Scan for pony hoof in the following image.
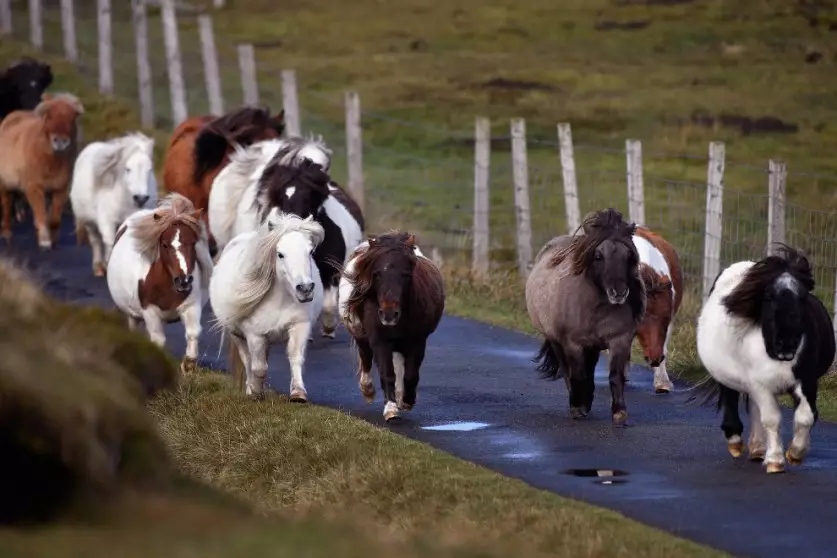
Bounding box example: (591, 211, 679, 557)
(654, 383, 672, 394)
(289, 390, 308, 403)
(93, 263, 106, 277)
(383, 402, 400, 422)
(748, 449, 765, 462)
(570, 407, 587, 420)
(248, 392, 265, 402)
(360, 383, 375, 403)
(785, 448, 805, 466)
(766, 461, 785, 474)
(180, 358, 197, 375)
(612, 410, 628, 427)
(398, 400, 414, 411)
(320, 327, 336, 339)
(727, 440, 744, 458)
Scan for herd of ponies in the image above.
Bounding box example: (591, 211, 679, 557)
(0, 57, 833, 476)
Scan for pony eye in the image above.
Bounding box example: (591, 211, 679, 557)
(277, 252, 285, 259)
(594, 252, 603, 261)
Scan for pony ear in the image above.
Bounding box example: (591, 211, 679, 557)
(41, 92, 52, 102)
(368, 234, 378, 245)
(405, 234, 416, 247)
(267, 221, 275, 232)
(192, 208, 205, 221)
(275, 109, 285, 121)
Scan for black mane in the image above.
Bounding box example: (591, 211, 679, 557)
(0, 57, 53, 120)
(722, 244, 815, 323)
(255, 158, 331, 218)
(549, 208, 637, 272)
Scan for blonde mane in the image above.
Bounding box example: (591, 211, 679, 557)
(34, 92, 84, 117)
(219, 211, 325, 326)
(131, 193, 213, 288)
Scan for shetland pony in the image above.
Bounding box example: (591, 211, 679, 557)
(161, 105, 285, 254)
(526, 209, 645, 426)
(338, 232, 445, 422)
(694, 246, 835, 474)
(633, 226, 683, 393)
(0, 93, 84, 249)
(208, 137, 363, 338)
(106, 194, 214, 374)
(70, 132, 158, 276)
(0, 57, 53, 120)
(209, 211, 325, 400)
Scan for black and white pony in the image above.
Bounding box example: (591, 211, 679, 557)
(695, 246, 835, 474)
(208, 136, 364, 339)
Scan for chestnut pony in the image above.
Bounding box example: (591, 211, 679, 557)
(0, 92, 84, 249)
(633, 226, 683, 394)
(162, 105, 285, 255)
(338, 232, 446, 422)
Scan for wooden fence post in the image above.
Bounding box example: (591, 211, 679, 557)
(160, 0, 187, 126)
(766, 159, 787, 255)
(60, 0, 77, 62)
(29, 0, 42, 49)
(345, 91, 365, 215)
(198, 14, 223, 115)
(131, 0, 154, 128)
(237, 43, 259, 106)
(281, 69, 301, 136)
(0, 0, 11, 36)
(472, 116, 490, 276)
(97, 0, 113, 95)
(213, 0, 225, 6)
(626, 139, 645, 225)
(557, 123, 580, 234)
(702, 141, 726, 302)
(511, 118, 533, 278)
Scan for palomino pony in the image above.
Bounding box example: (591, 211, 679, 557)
(209, 211, 325, 400)
(106, 194, 214, 374)
(694, 246, 835, 474)
(70, 131, 158, 276)
(527, 209, 645, 426)
(162, 105, 285, 254)
(0, 93, 84, 249)
(338, 232, 445, 422)
(633, 226, 683, 393)
(208, 139, 363, 338)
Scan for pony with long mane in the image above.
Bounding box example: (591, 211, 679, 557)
(693, 245, 835, 474)
(106, 193, 214, 374)
(0, 92, 84, 249)
(526, 208, 645, 426)
(70, 131, 158, 276)
(208, 137, 363, 339)
(632, 226, 683, 393)
(209, 211, 325, 400)
(162, 105, 285, 255)
(338, 232, 445, 422)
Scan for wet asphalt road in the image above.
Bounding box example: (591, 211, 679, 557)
(5, 214, 837, 558)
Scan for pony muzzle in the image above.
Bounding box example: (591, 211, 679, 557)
(133, 194, 150, 208)
(606, 287, 630, 305)
(378, 305, 402, 326)
(645, 354, 665, 368)
(295, 282, 315, 302)
(173, 274, 193, 293)
(50, 134, 72, 152)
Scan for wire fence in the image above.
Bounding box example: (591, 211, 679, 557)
(7, 0, 837, 317)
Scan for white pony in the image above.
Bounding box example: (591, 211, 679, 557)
(695, 248, 835, 474)
(70, 131, 157, 276)
(107, 194, 213, 374)
(210, 211, 325, 400)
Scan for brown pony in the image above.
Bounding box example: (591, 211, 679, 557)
(162, 105, 285, 255)
(632, 226, 683, 394)
(340, 232, 445, 422)
(0, 92, 83, 249)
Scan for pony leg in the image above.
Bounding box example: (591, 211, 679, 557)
(719, 385, 744, 458)
(85, 224, 106, 277)
(22, 185, 50, 249)
(229, 334, 253, 396)
(401, 343, 427, 411)
(180, 302, 202, 375)
(357, 339, 375, 402)
(142, 310, 167, 348)
(653, 322, 675, 393)
(246, 334, 269, 399)
(562, 344, 587, 419)
(581, 348, 599, 415)
(48, 188, 69, 245)
(96, 215, 117, 268)
(749, 389, 785, 473)
(787, 382, 818, 466)
(607, 336, 632, 426)
(286, 321, 312, 402)
(320, 285, 338, 338)
(747, 395, 766, 461)
(127, 315, 142, 332)
(373, 343, 399, 421)
(0, 191, 11, 243)
(394, 352, 406, 409)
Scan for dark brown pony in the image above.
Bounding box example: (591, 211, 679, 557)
(162, 105, 285, 254)
(526, 209, 645, 426)
(0, 93, 83, 249)
(341, 232, 445, 422)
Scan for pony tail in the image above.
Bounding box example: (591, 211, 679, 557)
(533, 339, 563, 380)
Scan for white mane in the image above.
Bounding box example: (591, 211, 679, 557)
(216, 212, 325, 327)
(272, 134, 333, 170)
(92, 131, 155, 189)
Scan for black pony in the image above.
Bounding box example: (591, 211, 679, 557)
(693, 245, 835, 474)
